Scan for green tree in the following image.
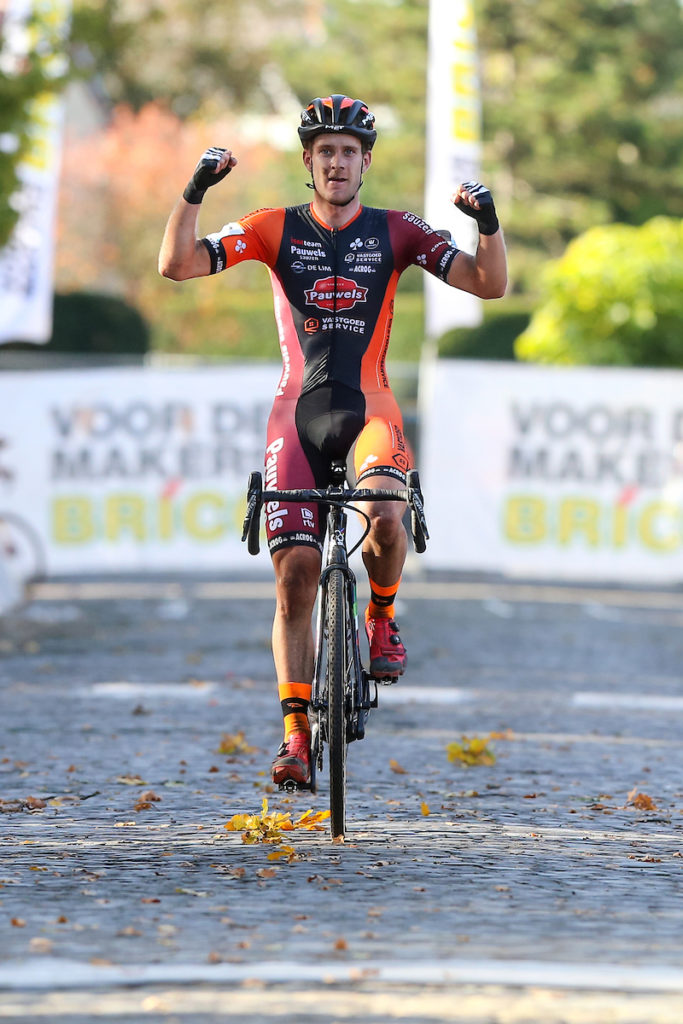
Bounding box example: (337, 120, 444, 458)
(515, 217, 683, 367)
(0, 7, 69, 248)
(478, 0, 683, 291)
(67, 0, 683, 295)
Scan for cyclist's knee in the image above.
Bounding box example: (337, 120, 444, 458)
(368, 506, 404, 549)
(272, 546, 320, 612)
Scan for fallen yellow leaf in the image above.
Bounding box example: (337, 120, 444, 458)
(446, 734, 496, 766)
(225, 799, 329, 847)
(217, 731, 256, 755)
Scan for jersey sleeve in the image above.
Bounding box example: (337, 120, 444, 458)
(387, 210, 461, 283)
(200, 207, 285, 275)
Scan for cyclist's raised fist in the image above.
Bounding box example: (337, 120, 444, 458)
(452, 181, 499, 236)
(183, 147, 237, 205)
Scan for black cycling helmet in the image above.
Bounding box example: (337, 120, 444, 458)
(298, 94, 377, 150)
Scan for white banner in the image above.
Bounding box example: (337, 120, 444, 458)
(421, 361, 683, 583)
(0, 0, 70, 345)
(0, 366, 280, 577)
(424, 0, 482, 337)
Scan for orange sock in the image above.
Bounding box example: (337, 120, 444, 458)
(278, 682, 311, 739)
(366, 576, 401, 621)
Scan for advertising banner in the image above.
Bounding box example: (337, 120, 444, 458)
(0, 0, 70, 344)
(0, 366, 279, 577)
(421, 361, 683, 583)
(424, 0, 482, 337)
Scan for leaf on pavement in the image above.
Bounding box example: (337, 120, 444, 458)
(389, 759, 407, 774)
(24, 796, 47, 810)
(267, 845, 298, 862)
(225, 798, 329, 846)
(446, 735, 496, 767)
(421, 802, 430, 816)
(627, 788, 658, 811)
(217, 731, 257, 755)
(117, 774, 146, 786)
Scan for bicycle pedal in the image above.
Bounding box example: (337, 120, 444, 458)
(375, 674, 400, 686)
(278, 779, 311, 793)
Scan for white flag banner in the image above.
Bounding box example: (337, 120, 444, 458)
(421, 360, 683, 583)
(0, 366, 279, 578)
(424, 0, 482, 337)
(0, 0, 70, 345)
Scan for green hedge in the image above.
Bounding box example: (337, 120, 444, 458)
(516, 218, 683, 367)
(50, 292, 149, 354)
(438, 298, 532, 360)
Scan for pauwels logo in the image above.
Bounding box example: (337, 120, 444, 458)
(305, 276, 368, 312)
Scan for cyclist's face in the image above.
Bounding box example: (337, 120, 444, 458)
(304, 134, 371, 206)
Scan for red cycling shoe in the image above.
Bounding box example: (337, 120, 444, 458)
(271, 731, 311, 787)
(366, 617, 407, 677)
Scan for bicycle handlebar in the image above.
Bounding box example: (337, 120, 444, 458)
(241, 470, 429, 556)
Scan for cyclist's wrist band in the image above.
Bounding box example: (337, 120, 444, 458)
(182, 183, 206, 204)
(477, 206, 499, 236)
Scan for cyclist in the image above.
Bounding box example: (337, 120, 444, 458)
(159, 94, 507, 788)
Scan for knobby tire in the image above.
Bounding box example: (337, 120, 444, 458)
(326, 568, 347, 838)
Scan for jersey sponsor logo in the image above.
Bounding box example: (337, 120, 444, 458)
(208, 222, 245, 240)
(304, 276, 368, 312)
(290, 241, 324, 257)
(322, 316, 365, 334)
(304, 317, 320, 334)
(264, 437, 288, 530)
(358, 453, 379, 475)
(292, 260, 306, 273)
(402, 211, 432, 234)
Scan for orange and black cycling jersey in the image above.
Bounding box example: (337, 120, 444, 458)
(201, 203, 460, 553)
(201, 203, 460, 397)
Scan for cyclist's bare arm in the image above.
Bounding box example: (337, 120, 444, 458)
(158, 148, 237, 282)
(446, 182, 508, 300)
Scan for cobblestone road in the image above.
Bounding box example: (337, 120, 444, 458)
(1, 574, 683, 1022)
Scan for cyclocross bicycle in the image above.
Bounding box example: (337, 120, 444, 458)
(241, 460, 428, 839)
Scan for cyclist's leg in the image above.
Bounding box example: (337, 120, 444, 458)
(352, 398, 411, 675)
(270, 545, 321, 786)
(271, 544, 321, 700)
(264, 399, 325, 783)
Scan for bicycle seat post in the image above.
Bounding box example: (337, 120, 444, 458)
(329, 460, 346, 491)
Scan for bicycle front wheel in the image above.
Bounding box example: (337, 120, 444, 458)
(326, 568, 348, 838)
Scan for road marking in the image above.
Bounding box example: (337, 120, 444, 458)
(79, 681, 217, 699)
(383, 685, 683, 714)
(26, 579, 683, 611)
(573, 692, 683, 711)
(380, 686, 472, 704)
(1, 956, 682, 994)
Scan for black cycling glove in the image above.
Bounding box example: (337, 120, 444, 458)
(453, 181, 499, 236)
(183, 147, 233, 204)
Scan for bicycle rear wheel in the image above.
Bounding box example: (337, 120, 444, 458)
(326, 568, 348, 838)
